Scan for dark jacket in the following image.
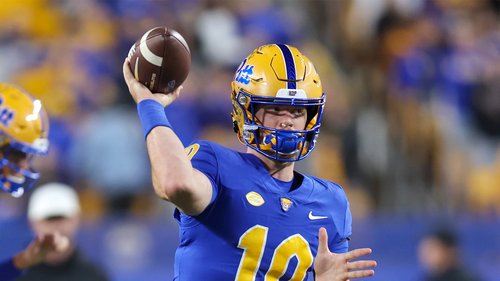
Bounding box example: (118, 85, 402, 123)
(16, 251, 108, 281)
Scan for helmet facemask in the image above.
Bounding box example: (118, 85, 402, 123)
(233, 90, 324, 162)
(0, 144, 41, 198)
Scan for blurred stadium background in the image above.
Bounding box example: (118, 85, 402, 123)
(1, 0, 500, 280)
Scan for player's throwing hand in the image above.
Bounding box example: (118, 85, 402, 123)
(314, 228, 377, 281)
(122, 58, 182, 107)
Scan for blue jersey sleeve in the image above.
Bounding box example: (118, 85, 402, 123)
(174, 141, 220, 224)
(0, 258, 22, 281)
(330, 199, 352, 253)
(313, 179, 352, 254)
(185, 140, 219, 203)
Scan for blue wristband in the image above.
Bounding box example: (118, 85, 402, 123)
(137, 99, 172, 139)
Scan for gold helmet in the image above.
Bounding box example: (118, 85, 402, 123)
(231, 44, 325, 162)
(0, 83, 49, 197)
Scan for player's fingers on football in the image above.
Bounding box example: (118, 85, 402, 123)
(172, 85, 183, 97)
(123, 58, 142, 90)
(154, 93, 176, 107)
(122, 58, 135, 86)
(344, 248, 372, 260)
(347, 260, 377, 271)
(158, 95, 172, 106)
(165, 89, 180, 101)
(122, 58, 131, 78)
(317, 227, 330, 254)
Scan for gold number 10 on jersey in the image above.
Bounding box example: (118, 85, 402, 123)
(235, 225, 314, 281)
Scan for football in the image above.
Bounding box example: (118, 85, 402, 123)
(128, 26, 191, 94)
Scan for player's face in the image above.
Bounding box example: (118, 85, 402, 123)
(255, 105, 307, 130)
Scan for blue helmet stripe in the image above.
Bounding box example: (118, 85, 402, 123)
(276, 44, 296, 89)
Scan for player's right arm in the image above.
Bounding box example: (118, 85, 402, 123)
(122, 58, 212, 216)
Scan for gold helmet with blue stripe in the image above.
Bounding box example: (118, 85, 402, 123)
(231, 44, 325, 162)
(0, 83, 49, 197)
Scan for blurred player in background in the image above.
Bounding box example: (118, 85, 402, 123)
(0, 83, 69, 280)
(123, 44, 377, 280)
(17, 182, 109, 281)
(418, 227, 482, 281)
(0, 83, 49, 198)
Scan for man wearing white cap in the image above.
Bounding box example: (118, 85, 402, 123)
(16, 182, 108, 281)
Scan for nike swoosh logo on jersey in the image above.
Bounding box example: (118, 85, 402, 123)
(308, 211, 328, 220)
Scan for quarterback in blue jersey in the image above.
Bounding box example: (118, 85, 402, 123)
(0, 83, 70, 281)
(123, 44, 377, 280)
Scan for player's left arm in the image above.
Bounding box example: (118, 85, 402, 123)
(314, 183, 376, 280)
(314, 227, 377, 281)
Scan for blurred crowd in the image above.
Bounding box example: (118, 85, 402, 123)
(0, 0, 499, 221)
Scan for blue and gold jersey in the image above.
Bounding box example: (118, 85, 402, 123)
(173, 141, 352, 281)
